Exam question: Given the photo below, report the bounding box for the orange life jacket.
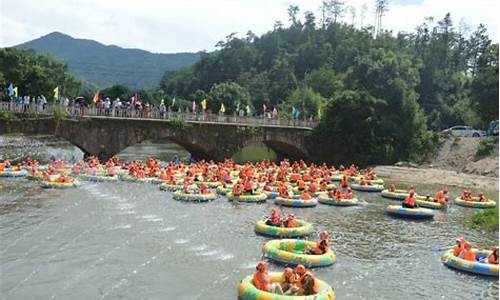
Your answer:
[462,249,476,262]
[435,191,445,203]
[404,195,416,206]
[252,271,270,291]
[301,192,312,200]
[285,218,297,228]
[340,178,349,188]
[453,245,464,257]
[488,253,499,265]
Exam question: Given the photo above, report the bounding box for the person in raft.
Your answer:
[306,231,330,255]
[253,261,283,294]
[294,264,319,296]
[477,192,488,202]
[487,246,499,264]
[340,175,349,188]
[281,267,299,295]
[232,182,244,196]
[283,214,297,228]
[244,179,254,195]
[402,190,418,208]
[388,184,396,193]
[433,188,448,203]
[453,237,465,256]
[344,187,354,199]
[459,242,476,262]
[265,208,282,226]
[300,191,313,200]
[461,190,473,201]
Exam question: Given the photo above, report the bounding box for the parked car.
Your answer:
[441,125,486,137]
[487,120,499,136]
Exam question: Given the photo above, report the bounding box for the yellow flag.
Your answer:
[201,98,207,111]
[220,103,226,113]
[53,86,59,98]
[13,87,18,97]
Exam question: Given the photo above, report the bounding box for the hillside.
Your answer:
[16,32,199,88]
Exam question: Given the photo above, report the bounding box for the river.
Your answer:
[0,135,498,300]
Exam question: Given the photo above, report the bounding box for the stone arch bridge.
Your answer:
[0,116,314,161]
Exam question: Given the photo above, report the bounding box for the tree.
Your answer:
[207,82,251,114]
[470,44,499,126]
[305,67,344,99]
[374,0,389,36]
[282,85,326,119]
[287,5,300,26]
[101,84,130,100]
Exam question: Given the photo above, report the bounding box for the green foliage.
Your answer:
[0,111,19,122]
[470,44,499,127]
[101,84,131,100]
[470,207,499,232]
[282,85,326,119]
[169,117,192,131]
[207,82,251,114]
[475,137,498,160]
[0,47,81,99]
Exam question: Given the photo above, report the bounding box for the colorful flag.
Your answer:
[92,90,100,103]
[192,100,196,112]
[292,106,296,116]
[7,83,14,96]
[236,101,241,112]
[318,106,322,118]
[171,97,176,107]
[160,98,165,106]
[245,105,251,115]
[263,103,267,112]
[219,103,226,113]
[201,98,207,111]
[53,87,59,99]
[13,87,18,97]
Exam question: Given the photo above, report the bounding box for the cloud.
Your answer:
[0,0,498,53]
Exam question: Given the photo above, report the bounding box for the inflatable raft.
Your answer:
[227,192,267,203]
[454,197,496,209]
[441,249,499,277]
[159,183,182,192]
[318,194,359,206]
[415,196,446,209]
[274,197,318,208]
[172,191,217,202]
[80,174,119,182]
[381,189,408,200]
[262,239,336,268]
[254,219,313,238]
[40,180,79,189]
[0,169,28,178]
[386,205,434,220]
[350,183,384,192]
[238,272,335,300]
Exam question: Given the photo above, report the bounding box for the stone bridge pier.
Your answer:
[0,117,313,161]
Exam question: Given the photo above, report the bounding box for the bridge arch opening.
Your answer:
[263,140,309,162]
[117,137,216,162]
[231,142,277,163]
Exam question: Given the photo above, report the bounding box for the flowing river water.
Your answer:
[0,135,498,300]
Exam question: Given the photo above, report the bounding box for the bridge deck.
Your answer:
[0,103,316,130]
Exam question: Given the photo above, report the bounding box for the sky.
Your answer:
[0,0,498,53]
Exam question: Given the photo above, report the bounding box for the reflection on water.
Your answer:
[118,140,190,162]
[0,135,499,299]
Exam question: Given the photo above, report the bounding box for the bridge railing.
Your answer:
[0,102,318,129]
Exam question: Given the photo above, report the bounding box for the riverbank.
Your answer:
[373,165,499,193]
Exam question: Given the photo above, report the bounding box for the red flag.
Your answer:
[263,103,267,112]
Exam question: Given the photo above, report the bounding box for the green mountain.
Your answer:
[16,31,199,88]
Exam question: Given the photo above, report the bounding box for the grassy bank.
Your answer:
[470,207,499,232]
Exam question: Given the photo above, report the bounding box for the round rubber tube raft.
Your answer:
[415,196,446,210]
[274,197,318,208]
[254,220,313,238]
[349,176,384,185]
[40,180,79,189]
[441,249,499,277]
[262,239,336,268]
[159,183,182,192]
[238,272,335,300]
[350,183,384,192]
[381,189,408,200]
[454,197,496,209]
[172,191,216,202]
[227,192,267,203]
[79,174,119,182]
[0,169,28,178]
[216,186,231,195]
[318,194,359,206]
[386,205,434,219]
